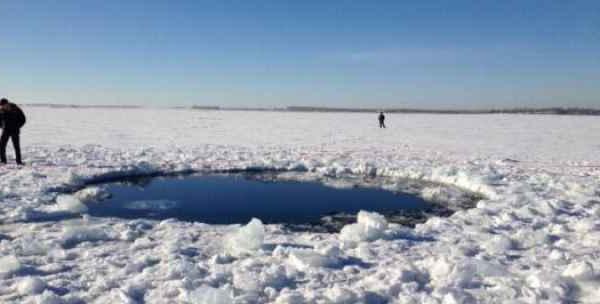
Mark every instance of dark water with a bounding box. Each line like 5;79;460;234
87;174;437;228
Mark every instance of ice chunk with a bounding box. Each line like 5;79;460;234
441;290;476;304
355;243;375;260
163;259;206;280
429;257;453;283
427;257;508;291
357;210;387;230
185;286;233;304
74;186;110;203
261;265;290;290
321;179;356;189
325;286;359;303
340;211;388;243
288;249;340;270
317;244;342;257
55;195;88;214
232;264;289;292
275;291;306;304
574;218;600;233
548;249;566;261
421;186;454;203
210;254;235;265
17;236;48;256
525;272;572;302
125;200;178;211
18;276;46;295
61;226;111;248
35;290;66;304
233;269;262;291
224;218;265;256
562;261;595;280
0;255;22;276
481;235;515;254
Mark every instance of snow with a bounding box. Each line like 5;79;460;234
0;106;599;303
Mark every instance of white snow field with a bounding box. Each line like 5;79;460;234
1;106;599;303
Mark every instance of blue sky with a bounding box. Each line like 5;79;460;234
1;1;599;108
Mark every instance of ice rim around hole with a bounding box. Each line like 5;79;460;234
42;169;485;232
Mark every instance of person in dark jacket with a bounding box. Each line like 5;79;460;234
378;112;386;128
0;98;26;165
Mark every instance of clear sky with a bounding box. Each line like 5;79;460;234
1;1;599;108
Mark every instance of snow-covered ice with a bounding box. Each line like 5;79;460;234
0;107;599;303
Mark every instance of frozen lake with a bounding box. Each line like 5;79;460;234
1;107;598;303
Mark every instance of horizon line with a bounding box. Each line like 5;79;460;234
22;103;600;115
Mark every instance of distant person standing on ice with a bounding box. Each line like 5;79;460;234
0;98;26;165
378;112;386;128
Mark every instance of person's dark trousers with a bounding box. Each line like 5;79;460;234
0;130;22;164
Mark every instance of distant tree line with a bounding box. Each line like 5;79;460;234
285;106;600;115
25;104;600;115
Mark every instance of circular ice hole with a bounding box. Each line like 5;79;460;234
77;173;478;231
